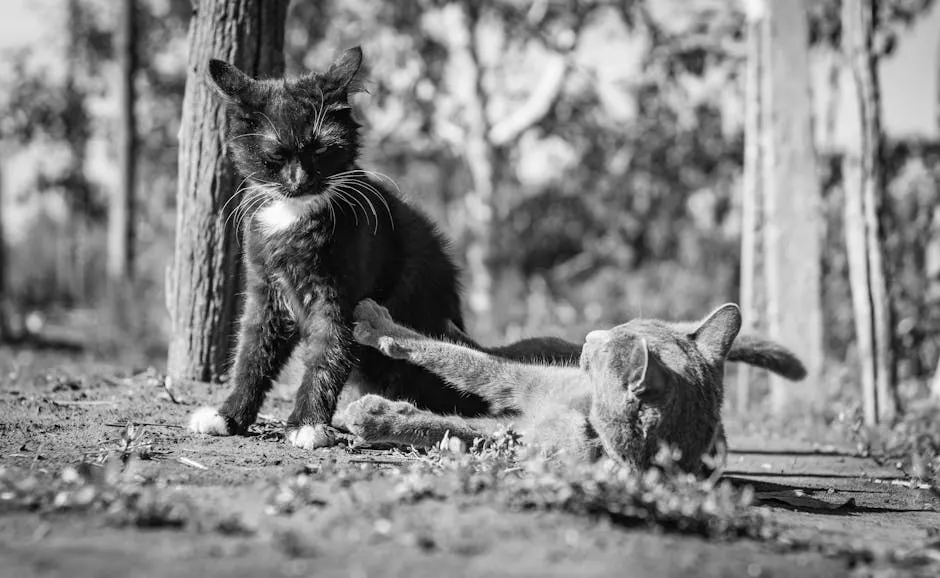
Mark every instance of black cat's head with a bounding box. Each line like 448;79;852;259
207;47;365;198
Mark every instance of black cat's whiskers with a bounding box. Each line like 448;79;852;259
325;173;394;232
334;178;394;231
254;111;282;142
335;169;403;197
227;133;278;144
233;183;281;235
327;181;378;233
327;188;361;227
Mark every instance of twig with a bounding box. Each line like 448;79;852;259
104;422;183;429
162;377;182;404
52;400;116;407
870;478;933;490
177;456;208;470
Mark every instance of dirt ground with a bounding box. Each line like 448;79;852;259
1;346;939;578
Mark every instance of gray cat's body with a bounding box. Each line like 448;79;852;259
345;299;794;474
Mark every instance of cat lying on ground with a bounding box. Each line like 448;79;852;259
344;299;804;475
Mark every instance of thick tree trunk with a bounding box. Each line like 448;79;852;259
760;0;826;413
842;0;897;423
108;0;137;284
737;9;764;412
167;0;288;382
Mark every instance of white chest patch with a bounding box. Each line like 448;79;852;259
257;199;305;237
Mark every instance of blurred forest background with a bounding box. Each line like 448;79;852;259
1;0;939;419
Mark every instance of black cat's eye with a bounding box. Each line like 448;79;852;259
314;145;328;155
263;151;284;166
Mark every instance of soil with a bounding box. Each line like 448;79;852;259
1;346;938;577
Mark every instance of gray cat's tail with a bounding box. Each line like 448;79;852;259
727;335;807;381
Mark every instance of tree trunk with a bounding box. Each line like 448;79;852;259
108;0;137;284
930;34;940;400
737;8;764;413
455;3;497;339
0;159;7;341
760;0;826;413
167;0;288;382
842;0;897;423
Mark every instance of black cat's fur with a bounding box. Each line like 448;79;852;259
188;47;488;448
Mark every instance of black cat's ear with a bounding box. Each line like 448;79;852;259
207;59;256;105
690;303;742;365
327;46;365;93
623;337;650;393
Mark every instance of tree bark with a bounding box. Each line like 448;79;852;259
108;0;137;284
167;0;288;382
760;0;826;413
841;0;897;423
737;8;764;412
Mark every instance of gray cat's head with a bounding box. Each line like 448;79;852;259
580;303;742;404
207;47;365;198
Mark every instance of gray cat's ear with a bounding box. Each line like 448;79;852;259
327;46;365;93
207;59;256;105
623;337;650;393
690;303;742;365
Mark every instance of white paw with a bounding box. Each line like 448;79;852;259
188;407;232;435
287;424;336;449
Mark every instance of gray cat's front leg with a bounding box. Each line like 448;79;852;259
344;394;482;449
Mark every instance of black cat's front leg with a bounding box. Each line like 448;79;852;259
189;287;298;435
286;297;355;449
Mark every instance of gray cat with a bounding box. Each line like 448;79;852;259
344;299;795;475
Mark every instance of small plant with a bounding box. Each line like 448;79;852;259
842;400;940;492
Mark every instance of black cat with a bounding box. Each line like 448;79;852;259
188;47;489;448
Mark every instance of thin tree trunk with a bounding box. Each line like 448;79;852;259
456;3;497;339
930;36;940;400
737;9;764;413
842;0;897;423
167;0;288;382
108;0;137;284
761;0;826;413
0;159;7;341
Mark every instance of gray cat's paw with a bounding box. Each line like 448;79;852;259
353;298;395;328
344;394;416;442
353;320;408;358
286;424;336;450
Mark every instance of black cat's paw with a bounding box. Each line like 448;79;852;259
344;394;416;442
188;407;237;436
286;424;336;450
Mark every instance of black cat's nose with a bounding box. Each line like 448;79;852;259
285;161;306;189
